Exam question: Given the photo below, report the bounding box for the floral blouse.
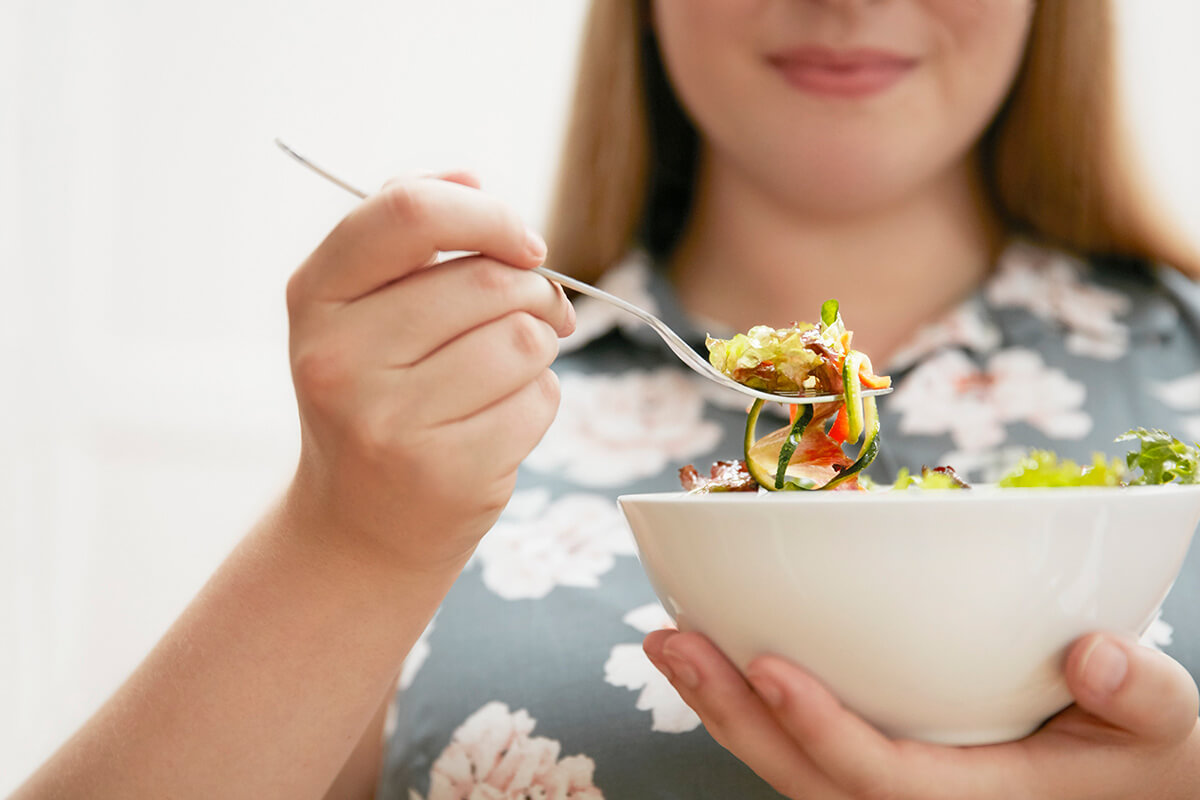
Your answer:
[378,239,1200,800]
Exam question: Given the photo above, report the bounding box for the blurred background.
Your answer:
[0,0,1197,792]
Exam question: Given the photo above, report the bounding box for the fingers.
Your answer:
[407,311,561,426]
[1064,633,1200,744]
[745,656,904,797]
[643,630,1200,800]
[643,631,837,799]
[435,366,562,481]
[647,634,1019,800]
[290,177,545,306]
[344,255,575,367]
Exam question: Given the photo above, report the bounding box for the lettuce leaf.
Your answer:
[820,299,840,328]
[706,324,825,393]
[997,451,1125,488]
[706,299,854,394]
[1116,428,1200,485]
[892,466,969,490]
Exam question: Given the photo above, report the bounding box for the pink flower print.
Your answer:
[603,604,701,733]
[561,252,659,354]
[890,348,1092,452]
[887,297,1002,372]
[412,702,604,800]
[475,491,636,600]
[988,241,1132,360]
[525,369,722,487]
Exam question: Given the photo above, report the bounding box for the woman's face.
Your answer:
[651,0,1034,215]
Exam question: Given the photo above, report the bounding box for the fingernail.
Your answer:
[525,229,547,261]
[748,673,783,708]
[1081,639,1128,695]
[662,647,699,689]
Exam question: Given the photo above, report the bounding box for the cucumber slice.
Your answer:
[744,401,825,491]
[744,396,882,492]
[823,396,880,490]
[774,404,814,489]
[743,399,777,490]
[841,351,865,444]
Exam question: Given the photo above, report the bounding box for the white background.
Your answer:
[1,1,1197,793]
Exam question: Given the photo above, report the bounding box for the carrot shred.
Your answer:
[828,406,850,443]
[859,369,892,390]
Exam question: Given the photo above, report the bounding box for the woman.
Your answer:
[15,0,1200,798]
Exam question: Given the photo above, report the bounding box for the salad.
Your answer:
[681,301,1200,493]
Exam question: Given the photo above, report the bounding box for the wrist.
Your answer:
[277,464,475,587]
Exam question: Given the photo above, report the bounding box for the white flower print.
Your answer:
[561,252,659,354]
[688,372,798,424]
[889,348,1092,452]
[388,614,441,739]
[410,702,603,800]
[603,604,701,734]
[987,241,1132,360]
[1153,371,1200,411]
[525,369,723,487]
[1140,610,1175,653]
[1152,371,1200,441]
[475,491,636,600]
[689,371,763,413]
[887,297,1002,372]
[399,614,437,691]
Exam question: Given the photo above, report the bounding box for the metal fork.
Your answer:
[275,139,891,406]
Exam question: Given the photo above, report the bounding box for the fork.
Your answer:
[275,138,891,406]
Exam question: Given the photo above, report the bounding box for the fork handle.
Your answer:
[532,265,653,323]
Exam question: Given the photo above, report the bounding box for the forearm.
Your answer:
[14,496,461,799]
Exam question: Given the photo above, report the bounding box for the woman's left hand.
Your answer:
[644,630,1200,799]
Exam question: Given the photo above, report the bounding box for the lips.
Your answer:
[768,47,917,98]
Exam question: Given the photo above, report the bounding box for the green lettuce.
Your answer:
[1116,428,1200,485]
[997,451,1125,488]
[892,466,969,490]
[994,431,1199,488]
[706,324,826,394]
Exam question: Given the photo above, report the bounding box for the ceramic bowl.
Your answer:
[617,485,1200,745]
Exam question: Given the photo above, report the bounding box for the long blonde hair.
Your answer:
[545,0,1198,281]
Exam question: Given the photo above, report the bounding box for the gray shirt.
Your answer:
[379,239,1200,800]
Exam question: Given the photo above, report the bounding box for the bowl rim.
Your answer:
[618,483,1200,506]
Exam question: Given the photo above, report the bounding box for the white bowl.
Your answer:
[618,485,1200,745]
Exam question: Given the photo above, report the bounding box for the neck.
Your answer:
[668,150,1003,367]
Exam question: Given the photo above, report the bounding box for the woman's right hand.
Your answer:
[283,173,575,574]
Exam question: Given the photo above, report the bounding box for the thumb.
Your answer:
[1064,632,1199,743]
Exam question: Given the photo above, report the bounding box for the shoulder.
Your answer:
[979,238,1200,359]
[1082,247,1200,359]
[1086,250,1200,331]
